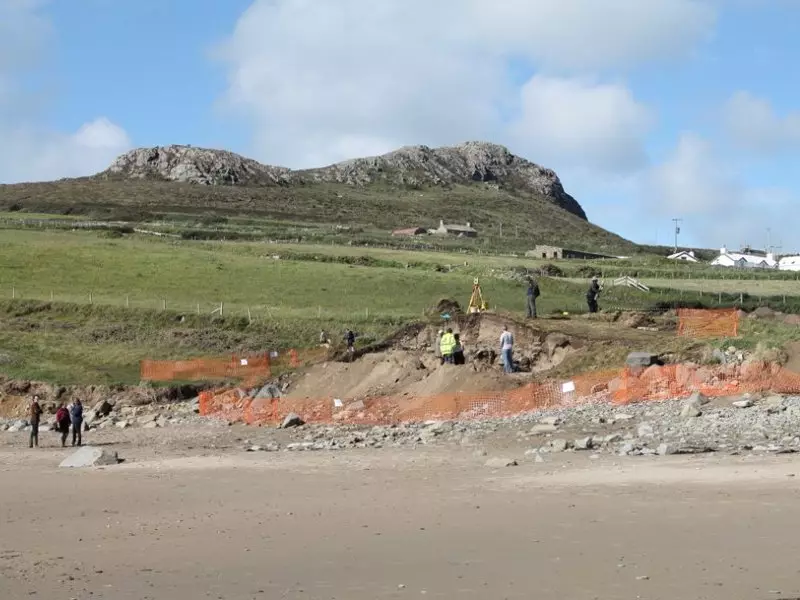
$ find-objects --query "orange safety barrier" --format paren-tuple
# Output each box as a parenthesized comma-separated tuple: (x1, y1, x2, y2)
(197, 361, 800, 427)
(677, 308, 739, 339)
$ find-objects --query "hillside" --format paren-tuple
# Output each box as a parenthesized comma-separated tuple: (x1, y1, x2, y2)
(0, 141, 635, 253)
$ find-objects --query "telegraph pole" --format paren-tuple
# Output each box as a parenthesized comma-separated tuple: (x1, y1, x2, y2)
(767, 227, 772, 253)
(672, 218, 683, 254)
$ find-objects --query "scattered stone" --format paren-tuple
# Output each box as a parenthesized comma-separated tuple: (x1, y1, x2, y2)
(115, 421, 130, 429)
(529, 424, 559, 435)
(286, 442, 317, 451)
(550, 439, 570, 452)
(59, 447, 119, 468)
(93, 400, 113, 417)
(280, 413, 305, 429)
(733, 398, 754, 409)
(637, 423, 654, 437)
(255, 384, 282, 400)
(142, 421, 160, 429)
(539, 416, 561, 426)
(763, 395, 786, 414)
(247, 442, 280, 452)
(484, 457, 518, 468)
(657, 443, 678, 456)
(574, 436, 593, 451)
(137, 414, 158, 425)
(614, 413, 635, 421)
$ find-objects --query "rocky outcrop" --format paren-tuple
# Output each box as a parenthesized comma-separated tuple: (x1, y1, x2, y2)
(101, 145, 290, 186)
(97, 141, 587, 220)
(300, 142, 586, 219)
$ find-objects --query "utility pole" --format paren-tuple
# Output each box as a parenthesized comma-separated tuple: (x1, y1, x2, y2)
(672, 218, 683, 254)
(767, 227, 772, 253)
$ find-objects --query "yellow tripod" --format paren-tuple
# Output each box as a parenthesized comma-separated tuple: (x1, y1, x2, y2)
(468, 278, 488, 313)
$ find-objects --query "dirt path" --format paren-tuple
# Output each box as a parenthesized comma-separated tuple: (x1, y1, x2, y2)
(2, 445, 800, 600)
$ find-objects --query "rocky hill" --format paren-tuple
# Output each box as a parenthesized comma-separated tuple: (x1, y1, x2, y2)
(100, 141, 586, 220)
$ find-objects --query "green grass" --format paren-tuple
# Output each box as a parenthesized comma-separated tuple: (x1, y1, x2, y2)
(0, 177, 638, 254)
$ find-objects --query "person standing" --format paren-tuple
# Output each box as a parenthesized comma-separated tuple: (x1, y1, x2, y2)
(439, 328, 456, 364)
(586, 276, 602, 314)
(70, 399, 83, 447)
(55, 403, 70, 448)
(499, 326, 514, 374)
(29, 395, 43, 449)
(526, 278, 540, 319)
(453, 333, 465, 365)
(345, 329, 356, 361)
(434, 329, 444, 364)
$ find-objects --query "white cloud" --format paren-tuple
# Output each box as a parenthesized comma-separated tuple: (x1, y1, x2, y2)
(643, 133, 794, 248)
(0, 0, 131, 184)
(723, 91, 800, 155)
(216, 0, 715, 169)
(509, 76, 654, 172)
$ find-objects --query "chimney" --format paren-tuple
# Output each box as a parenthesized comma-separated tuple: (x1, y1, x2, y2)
(720, 245, 727, 255)
(688, 250, 695, 257)
(466, 222, 471, 228)
(439, 219, 444, 228)
(767, 252, 775, 262)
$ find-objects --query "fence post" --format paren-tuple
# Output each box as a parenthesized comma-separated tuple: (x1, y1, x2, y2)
(247, 307, 252, 324)
(126, 295, 130, 308)
(50, 291, 53, 301)
(89, 291, 93, 305)
(220, 302, 224, 317)
(11, 286, 15, 299)
(162, 299, 167, 311)
(196, 302, 200, 315)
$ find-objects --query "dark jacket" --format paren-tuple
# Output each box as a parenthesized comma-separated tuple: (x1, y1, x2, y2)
(345, 331, 355, 346)
(70, 403, 83, 423)
(587, 280, 601, 299)
(30, 402, 42, 425)
(527, 282, 540, 298)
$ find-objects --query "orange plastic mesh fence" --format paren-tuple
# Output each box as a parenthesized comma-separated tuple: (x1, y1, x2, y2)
(677, 308, 739, 338)
(199, 363, 800, 426)
(140, 348, 328, 383)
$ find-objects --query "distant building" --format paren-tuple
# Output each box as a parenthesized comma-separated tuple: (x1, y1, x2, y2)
(779, 256, 800, 271)
(667, 250, 699, 262)
(392, 227, 427, 236)
(434, 220, 477, 238)
(711, 246, 777, 269)
(524, 245, 617, 260)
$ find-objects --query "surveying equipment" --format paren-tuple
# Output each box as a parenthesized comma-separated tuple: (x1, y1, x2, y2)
(468, 278, 488, 313)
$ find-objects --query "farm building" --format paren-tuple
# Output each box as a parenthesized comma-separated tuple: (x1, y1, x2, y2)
(779, 256, 800, 271)
(667, 250, 699, 262)
(391, 227, 426, 236)
(711, 246, 777, 269)
(524, 245, 618, 260)
(433, 220, 477, 238)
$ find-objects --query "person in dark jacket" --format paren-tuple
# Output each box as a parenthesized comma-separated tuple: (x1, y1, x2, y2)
(586, 276, 602, 313)
(29, 395, 43, 449)
(70, 399, 83, 447)
(55, 403, 70, 448)
(453, 333, 465, 365)
(526, 279, 541, 319)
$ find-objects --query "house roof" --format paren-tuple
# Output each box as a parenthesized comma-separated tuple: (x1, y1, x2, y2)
(442, 224, 477, 233)
(713, 252, 776, 267)
(668, 251, 697, 260)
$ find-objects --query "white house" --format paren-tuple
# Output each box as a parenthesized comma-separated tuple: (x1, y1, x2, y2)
(711, 246, 777, 269)
(433, 220, 478, 238)
(779, 256, 800, 271)
(667, 250, 699, 262)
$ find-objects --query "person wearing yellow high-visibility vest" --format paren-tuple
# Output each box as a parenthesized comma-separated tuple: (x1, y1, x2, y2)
(439, 328, 457, 364)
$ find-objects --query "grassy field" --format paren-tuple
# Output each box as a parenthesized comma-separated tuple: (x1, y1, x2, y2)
(1, 227, 798, 386)
(639, 278, 800, 296)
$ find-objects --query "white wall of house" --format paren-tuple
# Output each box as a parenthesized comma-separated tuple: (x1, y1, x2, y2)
(779, 256, 800, 271)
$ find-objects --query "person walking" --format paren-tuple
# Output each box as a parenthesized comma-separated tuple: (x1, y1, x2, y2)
(70, 399, 83, 447)
(499, 325, 514, 374)
(345, 329, 356, 361)
(526, 278, 540, 319)
(439, 328, 457, 364)
(586, 276, 602, 314)
(434, 329, 444, 365)
(29, 395, 43, 449)
(55, 403, 71, 448)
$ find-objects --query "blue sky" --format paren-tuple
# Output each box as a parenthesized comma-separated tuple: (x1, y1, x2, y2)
(2, 0, 800, 252)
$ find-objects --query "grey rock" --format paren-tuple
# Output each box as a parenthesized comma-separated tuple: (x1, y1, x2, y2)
(484, 457, 519, 468)
(733, 398, 754, 409)
(59, 447, 119, 468)
(286, 442, 317, 451)
(550, 439, 570, 452)
(280, 413, 305, 429)
(681, 400, 703, 419)
(115, 420, 130, 429)
(619, 443, 636, 456)
(137, 414, 158, 425)
(604, 433, 623, 444)
(529, 424, 559, 435)
(574, 436, 594, 450)
(142, 421, 160, 429)
(93, 400, 113, 417)
(657, 443, 678, 456)
(637, 423, 655, 437)
(539, 416, 561, 426)
(626, 352, 658, 368)
(614, 413, 635, 421)
(247, 442, 280, 452)
(763, 395, 786, 414)
(255, 384, 282, 400)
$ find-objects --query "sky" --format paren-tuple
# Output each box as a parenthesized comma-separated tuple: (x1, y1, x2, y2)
(1, 0, 799, 252)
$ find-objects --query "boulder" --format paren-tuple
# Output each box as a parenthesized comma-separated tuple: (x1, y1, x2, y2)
(574, 437, 593, 451)
(59, 447, 119, 468)
(529, 424, 559, 435)
(255, 384, 282, 400)
(93, 400, 113, 418)
(280, 413, 305, 429)
(626, 352, 658, 368)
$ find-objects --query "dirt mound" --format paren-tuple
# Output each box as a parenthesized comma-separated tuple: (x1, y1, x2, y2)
(430, 298, 462, 317)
